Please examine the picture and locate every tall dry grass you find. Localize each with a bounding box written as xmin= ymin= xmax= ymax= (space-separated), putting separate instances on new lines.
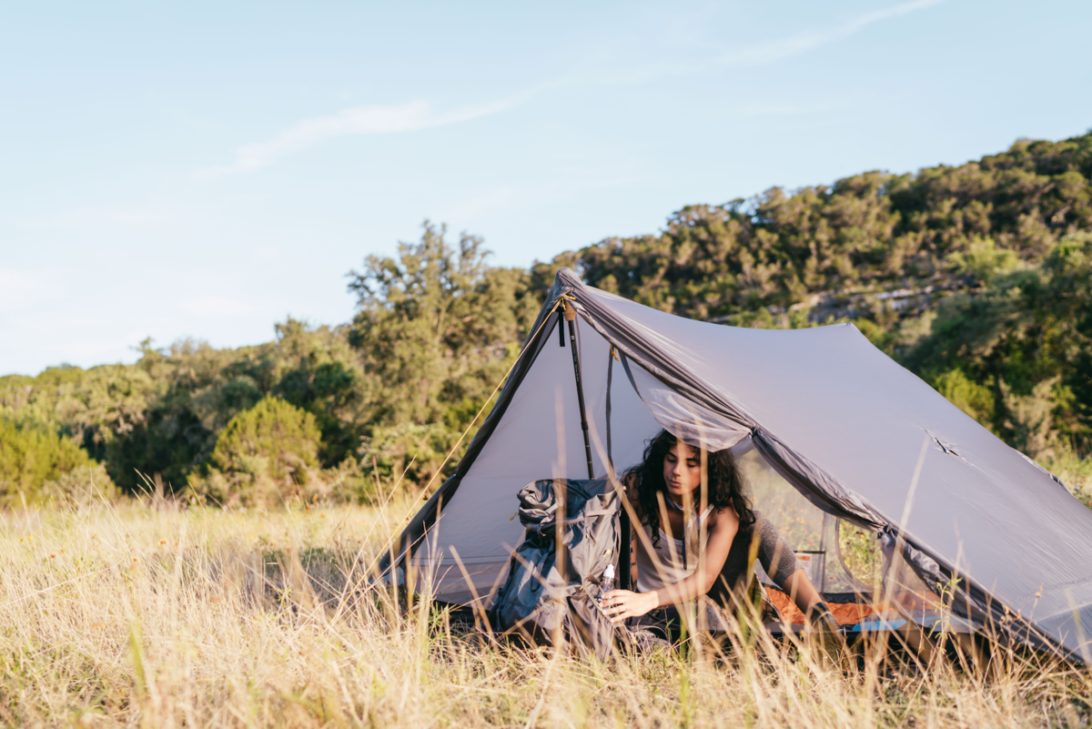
xmin=1 ymin=495 xmax=1089 ymax=728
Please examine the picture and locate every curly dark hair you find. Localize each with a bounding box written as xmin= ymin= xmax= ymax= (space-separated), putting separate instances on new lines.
xmin=625 ymin=429 xmax=754 ymax=547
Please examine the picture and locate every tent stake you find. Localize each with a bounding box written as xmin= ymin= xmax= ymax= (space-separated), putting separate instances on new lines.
xmin=563 ymin=301 xmax=595 ymax=479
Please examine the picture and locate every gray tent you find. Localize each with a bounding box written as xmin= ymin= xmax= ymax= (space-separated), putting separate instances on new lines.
xmin=389 ymin=268 xmax=1092 ymax=662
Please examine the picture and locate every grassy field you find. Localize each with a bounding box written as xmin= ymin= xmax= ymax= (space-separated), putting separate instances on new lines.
xmin=1 ymin=496 xmax=1090 ymax=728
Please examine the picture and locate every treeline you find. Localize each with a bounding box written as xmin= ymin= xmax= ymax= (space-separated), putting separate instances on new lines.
xmin=3 ymin=131 xmax=1092 ymax=506
xmin=533 ymin=131 xmax=1092 ymax=497
xmin=0 ymin=225 xmax=538 ymax=506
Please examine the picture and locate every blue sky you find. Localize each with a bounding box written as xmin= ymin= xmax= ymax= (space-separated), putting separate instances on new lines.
xmin=2 ymin=0 xmax=1090 ymax=376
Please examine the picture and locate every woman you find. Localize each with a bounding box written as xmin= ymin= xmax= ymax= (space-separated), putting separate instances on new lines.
xmin=601 ymin=429 xmax=835 ymax=633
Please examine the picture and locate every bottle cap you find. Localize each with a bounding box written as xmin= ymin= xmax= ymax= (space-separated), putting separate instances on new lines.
xmin=603 ymin=564 xmax=615 ymax=579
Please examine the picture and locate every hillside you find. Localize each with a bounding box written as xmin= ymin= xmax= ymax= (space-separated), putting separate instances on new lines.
xmin=534 ymin=133 xmax=1091 ymax=323
xmin=3 ymin=131 xmax=1092 ymax=505
xmin=533 ymin=131 xmax=1092 ymax=482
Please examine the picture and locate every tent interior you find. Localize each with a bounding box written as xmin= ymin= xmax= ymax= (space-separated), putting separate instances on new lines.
xmin=409 ymin=314 xmax=953 ymax=634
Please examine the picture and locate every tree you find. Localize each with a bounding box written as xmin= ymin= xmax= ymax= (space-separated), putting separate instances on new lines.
xmin=0 ymin=420 xmax=117 ymax=506
xmin=194 ymin=396 xmax=322 ymax=507
xmin=347 ymin=220 xmax=537 ymax=484
xmin=4 ymin=133 xmax=1090 ymax=500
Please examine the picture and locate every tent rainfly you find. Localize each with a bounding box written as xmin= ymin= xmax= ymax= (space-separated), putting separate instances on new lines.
xmin=386 ymin=268 xmax=1092 ymax=662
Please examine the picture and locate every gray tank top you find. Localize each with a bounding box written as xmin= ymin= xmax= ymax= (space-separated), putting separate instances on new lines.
xmin=635 ymin=509 xmax=800 ymax=603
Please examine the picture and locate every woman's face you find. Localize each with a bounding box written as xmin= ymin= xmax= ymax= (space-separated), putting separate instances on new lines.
xmin=663 ymin=441 xmax=702 ymax=500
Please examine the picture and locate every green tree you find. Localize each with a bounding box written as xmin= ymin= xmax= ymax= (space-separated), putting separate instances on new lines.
xmin=4 ymin=132 xmax=1091 ymax=501
xmin=347 ymin=220 xmax=537 ymax=484
xmin=194 ymin=396 xmax=322 ymax=507
xmin=905 ymin=232 xmax=1092 ymax=452
xmin=930 ymin=368 xmax=995 ymax=428
xmin=0 ymin=421 xmax=117 ymax=506
xmin=535 ymin=131 xmax=1092 ymax=328
xmin=269 ymin=318 xmax=367 ymax=468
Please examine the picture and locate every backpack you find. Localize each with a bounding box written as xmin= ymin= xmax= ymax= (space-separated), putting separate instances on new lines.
xmin=489 ymin=478 xmax=621 ymax=658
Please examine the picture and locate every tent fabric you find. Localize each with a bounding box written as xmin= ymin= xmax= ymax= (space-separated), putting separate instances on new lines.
xmin=389 ymin=268 xmax=1092 ymax=663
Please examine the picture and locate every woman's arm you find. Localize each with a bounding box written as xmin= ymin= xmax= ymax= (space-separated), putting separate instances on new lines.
xmin=754 ymin=516 xmax=825 ymax=616
xmin=781 ymin=569 xmax=823 ymax=615
xmin=601 ymin=507 xmax=739 ymax=623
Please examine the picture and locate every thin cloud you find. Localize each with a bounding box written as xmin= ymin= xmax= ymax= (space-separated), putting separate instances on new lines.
xmin=193 ymin=2 xmax=940 ymax=178
xmin=196 ymin=96 xmax=525 ymax=178
xmin=594 ymin=0 xmax=945 ymax=84
xmin=713 ymin=0 xmax=945 ymax=68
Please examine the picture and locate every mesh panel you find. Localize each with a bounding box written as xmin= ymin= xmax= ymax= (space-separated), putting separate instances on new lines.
xmin=739 ymin=448 xmax=824 ymax=552
xmin=738 ymin=448 xmax=875 ymax=594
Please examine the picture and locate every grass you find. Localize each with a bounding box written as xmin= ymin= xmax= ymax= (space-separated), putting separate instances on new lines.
xmin=1 ymin=495 xmax=1090 ymax=728
xmin=1041 ymin=447 xmax=1092 ymax=510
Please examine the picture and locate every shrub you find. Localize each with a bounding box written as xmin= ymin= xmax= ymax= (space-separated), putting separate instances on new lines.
xmin=0 ymin=421 xmax=117 ymax=506
xmin=360 ymin=421 xmax=458 ymax=489
xmin=931 ymin=368 xmax=995 ymax=428
xmin=1038 ymin=445 xmax=1092 ymax=510
xmin=191 ymin=397 xmax=322 ymax=507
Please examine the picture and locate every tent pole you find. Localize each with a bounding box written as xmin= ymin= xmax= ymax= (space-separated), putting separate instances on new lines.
xmin=563 ymin=301 xmax=595 ymax=480
xmin=607 ymin=344 xmax=633 ymax=591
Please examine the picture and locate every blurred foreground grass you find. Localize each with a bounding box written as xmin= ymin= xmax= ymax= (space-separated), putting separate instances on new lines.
xmin=1 ymin=497 xmax=1090 ymax=728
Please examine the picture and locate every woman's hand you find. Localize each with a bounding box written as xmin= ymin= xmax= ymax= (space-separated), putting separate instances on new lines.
xmin=600 ymin=589 xmax=659 ymax=623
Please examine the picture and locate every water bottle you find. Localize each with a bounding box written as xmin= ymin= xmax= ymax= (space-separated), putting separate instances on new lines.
xmin=597 ymin=564 xmax=616 ymax=604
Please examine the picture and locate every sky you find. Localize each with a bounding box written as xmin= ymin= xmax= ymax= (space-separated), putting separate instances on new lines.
xmin=2 ymin=0 xmax=1090 ymax=377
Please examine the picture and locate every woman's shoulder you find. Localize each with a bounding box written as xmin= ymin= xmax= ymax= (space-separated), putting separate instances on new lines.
xmin=708 ymin=503 xmax=741 ymax=530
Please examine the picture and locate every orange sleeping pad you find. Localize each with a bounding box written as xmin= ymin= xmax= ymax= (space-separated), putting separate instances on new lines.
xmin=765 ymin=588 xmax=941 ymax=626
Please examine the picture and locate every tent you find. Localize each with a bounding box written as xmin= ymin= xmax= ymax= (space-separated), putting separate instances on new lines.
xmin=387 ymin=268 xmax=1092 ymax=662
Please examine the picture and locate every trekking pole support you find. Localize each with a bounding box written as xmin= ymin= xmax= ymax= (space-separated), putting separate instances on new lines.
xmin=563 ymin=300 xmax=596 ymax=480
xmin=619 ymin=507 xmax=632 ymax=591
xmin=607 ymin=343 xmax=632 ymax=591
